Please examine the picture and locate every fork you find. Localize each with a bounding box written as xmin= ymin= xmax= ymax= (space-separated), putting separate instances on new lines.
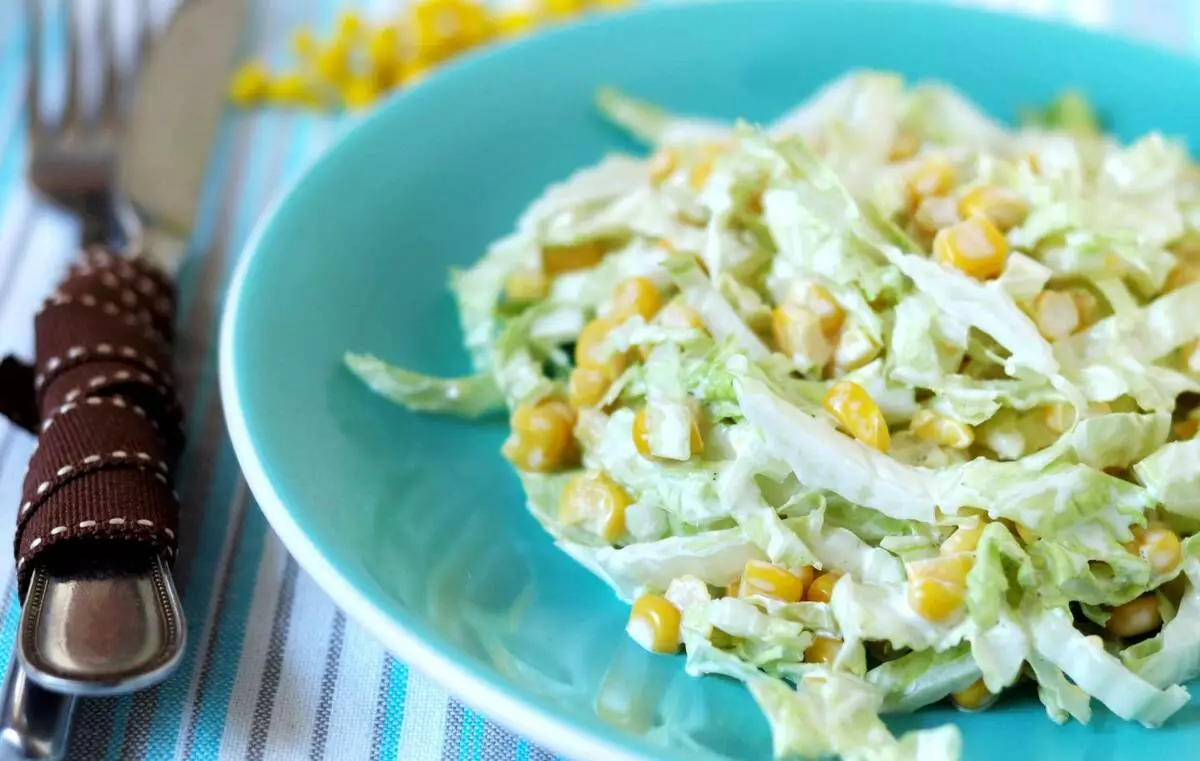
xmin=0 ymin=3 xmax=168 ymax=759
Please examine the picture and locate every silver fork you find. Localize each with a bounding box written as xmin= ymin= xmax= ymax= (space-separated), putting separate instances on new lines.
xmin=1 ymin=3 xmax=170 ymax=760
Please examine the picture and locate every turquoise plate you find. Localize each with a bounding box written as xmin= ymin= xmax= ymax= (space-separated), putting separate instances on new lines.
xmin=220 ymin=2 xmax=1200 ymax=758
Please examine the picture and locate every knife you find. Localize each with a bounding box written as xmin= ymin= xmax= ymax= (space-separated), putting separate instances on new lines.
xmin=0 ymin=1 xmax=249 ymax=758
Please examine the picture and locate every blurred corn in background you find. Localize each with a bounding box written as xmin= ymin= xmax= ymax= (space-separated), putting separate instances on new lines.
xmin=229 ymin=0 xmax=631 ymax=111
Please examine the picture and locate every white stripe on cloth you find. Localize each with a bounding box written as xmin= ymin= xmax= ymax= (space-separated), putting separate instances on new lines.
xmin=259 ymin=567 xmax=340 ymax=761
xmin=321 ymin=618 xmax=389 ymax=759
xmin=396 ymin=670 xmax=451 ymax=761
xmin=216 ymin=530 xmax=292 ymax=759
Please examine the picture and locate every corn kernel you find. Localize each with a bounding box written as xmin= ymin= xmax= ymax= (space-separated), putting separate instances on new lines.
xmin=907 ymin=577 xmax=965 ymax=623
xmin=495 ymin=8 xmax=539 ymax=37
xmin=738 ymin=560 xmax=812 ymax=603
xmin=632 ymin=407 xmax=703 ymax=461
xmin=933 ymin=215 xmax=1009 ymax=280
xmin=1105 ymin=594 xmax=1162 ymax=638
xmin=1127 ymin=523 xmax=1183 ymax=576
xmin=912 ymin=196 xmax=960 ymax=237
xmin=771 ymin=306 xmax=833 ymax=373
xmin=559 ymin=470 xmax=631 ymax=542
xmin=911 ymin=409 xmax=975 ymax=450
xmin=1166 ymin=262 xmax=1200 ymax=293
xmin=655 ymin=298 xmax=706 ymax=331
xmin=906 ymin=554 xmax=972 ymax=622
xmin=889 ymin=130 xmax=921 ymax=162
xmin=627 ymin=594 xmax=682 ymax=653
xmin=804 ymin=636 xmax=843 ymax=665
xmin=958 ymin=186 xmax=1029 ymax=231
xmin=805 ymin=572 xmax=840 ymax=604
xmin=907 ymin=156 xmax=955 ymax=202
xmin=568 ymin=365 xmax=617 ymax=409
xmin=542 ymin=241 xmax=607 ymax=275
xmin=575 ymin=318 xmax=627 ymax=373
xmin=1043 ymin=403 xmax=1076 ymax=435
xmin=951 ymin=679 xmax=997 ymax=712
xmin=832 ymin=324 xmax=881 ymax=375
xmin=343 ymin=76 xmax=381 ymax=111
xmin=648 ymin=149 xmax=678 ymax=184
xmin=504 ymin=269 xmax=548 ymax=302
xmin=1033 ymin=290 xmax=1081 ymax=340
xmin=611 ymin=277 xmax=665 ymax=323
xmin=266 ymin=72 xmax=317 ymax=107
xmin=291 ymin=28 xmax=318 ymax=57
xmin=229 ymin=60 xmax=270 ymax=105
xmin=336 ymin=10 xmax=364 ymax=40
xmin=823 ymin=381 xmax=890 ymax=452
xmin=784 ymin=280 xmax=844 ymax=336
xmin=502 ymin=400 xmax=578 ymax=471
xmin=368 ymin=26 xmax=403 ymax=89
xmin=1068 ymin=287 xmax=1102 ymax=328
xmin=315 ymin=42 xmax=351 ymax=85
xmin=941 ymin=522 xmax=987 ymax=555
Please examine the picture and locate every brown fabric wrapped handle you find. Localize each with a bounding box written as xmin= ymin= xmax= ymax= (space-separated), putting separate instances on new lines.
xmin=0 ymin=246 xmax=183 ymax=598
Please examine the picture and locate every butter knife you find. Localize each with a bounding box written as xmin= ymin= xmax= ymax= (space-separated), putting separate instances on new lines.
xmin=0 ymin=0 xmax=248 ymax=757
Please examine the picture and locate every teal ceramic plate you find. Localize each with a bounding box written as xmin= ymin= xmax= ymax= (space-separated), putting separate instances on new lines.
xmin=220 ymin=2 xmax=1200 ymax=758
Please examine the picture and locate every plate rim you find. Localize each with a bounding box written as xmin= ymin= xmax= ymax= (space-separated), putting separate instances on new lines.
xmin=218 ymin=1 xmax=1200 ymax=758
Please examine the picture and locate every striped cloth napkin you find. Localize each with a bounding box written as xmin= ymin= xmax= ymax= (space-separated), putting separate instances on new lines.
xmin=0 ymin=0 xmax=1192 ymax=758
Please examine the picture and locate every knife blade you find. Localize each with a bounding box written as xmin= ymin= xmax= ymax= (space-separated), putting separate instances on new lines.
xmin=120 ymin=0 xmax=250 ymax=275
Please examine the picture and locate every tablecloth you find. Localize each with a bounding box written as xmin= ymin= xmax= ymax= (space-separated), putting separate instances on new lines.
xmin=0 ymin=0 xmax=1192 ymax=758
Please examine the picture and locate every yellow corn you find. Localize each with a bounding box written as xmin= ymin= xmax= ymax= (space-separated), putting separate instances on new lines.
xmin=1033 ymin=290 xmax=1081 ymax=340
xmin=575 ymin=319 xmax=627 ymax=373
xmin=229 ymin=60 xmax=271 ymax=105
xmin=568 ymin=365 xmax=617 ymax=410
xmin=648 ymin=149 xmax=678 ymax=184
xmin=958 ymin=186 xmax=1029 ymax=231
xmin=804 ymin=636 xmax=843 ymax=665
xmin=632 ymin=407 xmax=703 ymax=461
xmin=912 ymin=196 xmax=961 ymax=238
xmin=610 ymin=277 xmax=664 ymax=323
xmin=343 ymin=75 xmax=381 ymax=110
xmin=738 ymin=560 xmax=813 ymax=603
xmin=906 ymin=156 xmax=955 ymax=203
xmin=933 ymin=215 xmax=1009 ymax=280
xmin=784 ymin=280 xmax=844 ymax=336
xmin=627 ymin=594 xmax=682 ymax=654
xmin=889 ymin=130 xmax=921 ymax=162
xmin=1105 ymin=594 xmax=1163 ymax=638
xmin=266 ymin=72 xmax=318 ymax=107
xmin=805 ymin=572 xmax=840 ymax=604
xmin=559 ymin=470 xmax=631 ymax=542
xmin=368 ymin=26 xmax=403 ymax=89
xmin=542 ymin=241 xmax=607 ymax=275
xmin=941 ymin=522 xmax=987 ymax=555
xmin=1166 ymin=262 xmax=1200 ymax=293
xmin=906 ymin=554 xmax=973 ymax=623
xmin=502 ymin=400 xmax=578 ymax=471
xmin=823 ymin=381 xmax=890 ymax=452
xmin=503 ymin=269 xmax=548 ymax=302
xmin=1127 ymin=523 xmax=1183 ymax=576
xmin=832 ymin=324 xmax=881 ymax=375
xmin=1043 ymin=403 xmax=1076 ymax=435
xmin=771 ymin=306 xmax=833 ymax=372
xmin=1068 ymin=287 xmax=1103 ymax=329
xmin=495 ymin=7 xmax=539 ymax=37
xmin=910 ymin=409 xmax=975 ymax=450
xmin=315 ymin=41 xmax=351 ymax=85
xmin=951 ymin=679 xmax=998 ymax=712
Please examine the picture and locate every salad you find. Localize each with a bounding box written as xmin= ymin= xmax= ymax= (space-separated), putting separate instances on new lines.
xmin=346 ymin=71 xmax=1200 ymax=761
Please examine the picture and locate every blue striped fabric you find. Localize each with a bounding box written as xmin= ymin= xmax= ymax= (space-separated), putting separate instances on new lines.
xmin=0 ymin=0 xmax=1189 ymax=758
